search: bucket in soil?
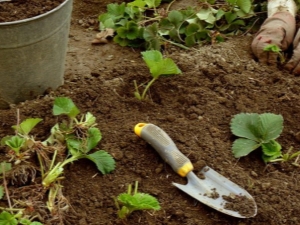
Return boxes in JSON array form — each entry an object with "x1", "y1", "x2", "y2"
[{"x1": 0, "y1": 0, "x2": 73, "y2": 109}]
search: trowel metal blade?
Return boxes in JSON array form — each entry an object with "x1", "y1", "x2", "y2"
[{"x1": 172, "y1": 166, "x2": 257, "y2": 218}]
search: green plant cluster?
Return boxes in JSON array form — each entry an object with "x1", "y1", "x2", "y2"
[
  {"x1": 0, "y1": 211, "x2": 42, "y2": 225},
  {"x1": 114, "y1": 181, "x2": 161, "y2": 219},
  {"x1": 0, "y1": 97, "x2": 115, "y2": 223},
  {"x1": 263, "y1": 44, "x2": 285, "y2": 64},
  {"x1": 134, "y1": 50, "x2": 181, "y2": 100},
  {"x1": 230, "y1": 113, "x2": 300, "y2": 164},
  {"x1": 98, "y1": 0, "x2": 257, "y2": 50}
]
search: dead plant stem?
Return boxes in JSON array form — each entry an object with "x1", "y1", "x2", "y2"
[{"x1": 2, "y1": 164, "x2": 12, "y2": 208}]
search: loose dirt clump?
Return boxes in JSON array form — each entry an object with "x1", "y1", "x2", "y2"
[{"x1": 223, "y1": 194, "x2": 257, "y2": 218}]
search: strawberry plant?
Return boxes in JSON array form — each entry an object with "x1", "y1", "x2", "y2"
[
  {"x1": 42, "y1": 97, "x2": 115, "y2": 187},
  {"x1": 114, "y1": 181, "x2": 161, "y2": 219},
  {"x1": 97, "y1": 0, "x2": 258, "y2": 50},
  {"x1": 263, "y1": 44, "x2": 285, "y2": 64},
  {"x1": 0, "y1": 97, "x2": 116, "y2": 223},
  {"x1": 230, "y1": 113, "x2": 284, "y2": 162},
  {"x1": 134, "y1": 50, "x2": 181, "y2": 100}
]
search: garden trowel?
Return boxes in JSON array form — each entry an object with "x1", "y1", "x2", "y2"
[{"x1": 134, "y1": 123, "x2": 257, "y2": 218}]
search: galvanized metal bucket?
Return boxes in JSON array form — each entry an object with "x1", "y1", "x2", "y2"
[{"x1": 0, "y1": 0, "x2": 73, "y2": 108}]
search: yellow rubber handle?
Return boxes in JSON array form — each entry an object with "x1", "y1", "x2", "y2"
[{"x1": 134, "y1": 123, "x2": 193, "y2": 177}]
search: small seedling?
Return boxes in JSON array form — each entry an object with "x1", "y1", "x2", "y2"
[
  {"x1": 1, "y1": 118, "x2": 43, "y2": 164},
  {"x1": 41, "y1": 97, "x2": 115, "y2": 188},
  {"x1": 263, "y1": 44, "x2": 285, "y2": 64},
  {"x1": 134, "y1": 50, "x2": 181, "y2": 100},
  {"x1": 114, "y1": 181, "x2": 161, "y2": 219},
  {"x1": 269, "y1": 146, "x2": 300, "y2": 166},
  {"x1": 230, "y1": 113, "x2": 284, "y2": 162}
]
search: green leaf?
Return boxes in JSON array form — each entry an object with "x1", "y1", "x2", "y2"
[
  {"x1": 168, "y1": 28, "x2": 181, "y2": 42},
  {"x1": 117, "y1": 21, "x2": 139, "y2": 40},
  {"x1": 216, "y1": 9, "x2": 225, "y2": 20},
  {"x1": 185, "y1": 23, "x2": 201, "y2": 36},
  {"x1": 99, "y1": 14, "x2": 116, "y2": 29},
  {"x1": 125, "y1": 22, "x2": 140, "y2": 40},
  {"x1": 0, "y1": 186, "x2": 3, "y2": 199},
  {"x1": 232, "y1": 138, "x2": 261, "y2": 158},
  {"x1": 107, "y1": 3, "x2": 126, "y2": 18},
  {"x1": 118, "y1": 193, "x2": 161, "y2": 211},
  {"x1": 230, "y1": 113, "x2": 261, "y2": 142},
  {"x1": 100, "y1": 18, "x2": 116, "y2": 29},
  {"x1": 29, "y1": 222, "x2": 43, "y2": 225},
  {"x1": 219, "y1": 24, "x2": 230, "y2": 32},
  {"x1": 235, "y1": 9, "x2": 248, "y2": 18},
  {"x1": 224, "y1": 12, "x2": 237, "y2": 24},
  {"x1": 262, "y1": 150, "x2": 282, "y2": 163},
  {"x1": 263, "y1": 44, "x2": 281, "y2": 53},
  {"x1": 196, "y1": 8, "x2": 211, "y2": 20},
  {"x1": 261, "y1": 140, "x2": 281, "y2": 156},
  {"x1": 13, "y1": 118, "x2": 43, "y2": 135},
  {"x1": 258, "y1": 113, "x2": 283, "y2": 142},
  {"x1": 141, "y1": 50, "x2": 181, "y2": 78},
  {"x1": 125, "y1": 5, "x2": 142, "y2": 20},
  {"x1": 127, "y1": 0, "x2": 147, "y2": 8},
  {"x1": 86, "y1": 150, "x2": 116, "y2": 174},
  {"x1": 226, "y1": 0, "x2": 237, "y2": 4},
  {"x1": 153, "y1": 59, "x2": 182, "y2": 77},
  {"x1": 84, "y1": 112, "x2": 96, "y2": 127},
  {"x1": 141, "y1": 50, "x2": 163, "y2": 63},
  {"x1": 185, "y1": 35, "x2": 196, "y2": 47},
  {"x1": 144, "y1": 0, "x2": 161, "y2": 8},
  {"x1": 205, "y1": 13, "x2": 216, "y2": 24},
  {"x1": 195, "y1": 30, "x2": 209, "y2": 40},
  {"x1": 196, "y1": 8, "x2": 216, "y2": 24},
  {"x1": 19, "y1": 218, "x2": 31, "y2": 225},
  {"x1": 236, "y1": 0, "x2": 252, "y2": 13},
  {"x1": 5, "y1": 136, "x2": 25, "y2": 154},
  {"x1": 0, "y1": 162, "x2": 12, "y2": 175},
  {"x1": 168, "y1": 11, "x2": 183, "y2": 28},
  {"x1": 230, "y1": 19, "x2": 245, "y2": 26},
  {"x1": 66, "y1": 138, "x2": 82, "y2": 155},
  {"x1": 87, "y1": 128, "x2": 102, "y2": 152},
  {"x1": 144, "y1": 22, "x2": 159, "y2": 39},
  {"x1": 1, "y1": 136, "x2": 10, "y2": 146},
  {"x1": 117, "y1": 27, "x2": 127, "y2": 39},
  {"x1": 0, "y1": 211, "x2": 18, "y2": 225},
  {"x1": 53, "y1": 97, "x2": 80, "y2": 119},
  {"x1": 113, "y1": 35, "x2": 130, "y2": 47},
  {"x1": 143, "y1": 23, "x2": 160, "y2": 50}
]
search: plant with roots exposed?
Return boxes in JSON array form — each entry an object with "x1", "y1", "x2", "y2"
[{"x1": 0, "y1": 97, "x2": 116, "y2": 224}]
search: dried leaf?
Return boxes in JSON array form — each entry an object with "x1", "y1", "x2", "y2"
[
  {"x1": 91, "y1": 38, "x2": 109, "y2": 44},
  {"x1": 92, "y1": 28, "x2": 115, "y2": 44}
]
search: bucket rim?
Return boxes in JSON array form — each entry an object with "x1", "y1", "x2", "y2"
[{"x1": 0, "y1": 0, "x2": 71, "y2": 25}]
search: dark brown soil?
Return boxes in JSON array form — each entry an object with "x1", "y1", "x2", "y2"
[
  {"x1": 1, "y1": 0, "x2": 300, "y2": 225},
  {"x1": 0, "y1": 0, "x2": 64, "y2": 22}
]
